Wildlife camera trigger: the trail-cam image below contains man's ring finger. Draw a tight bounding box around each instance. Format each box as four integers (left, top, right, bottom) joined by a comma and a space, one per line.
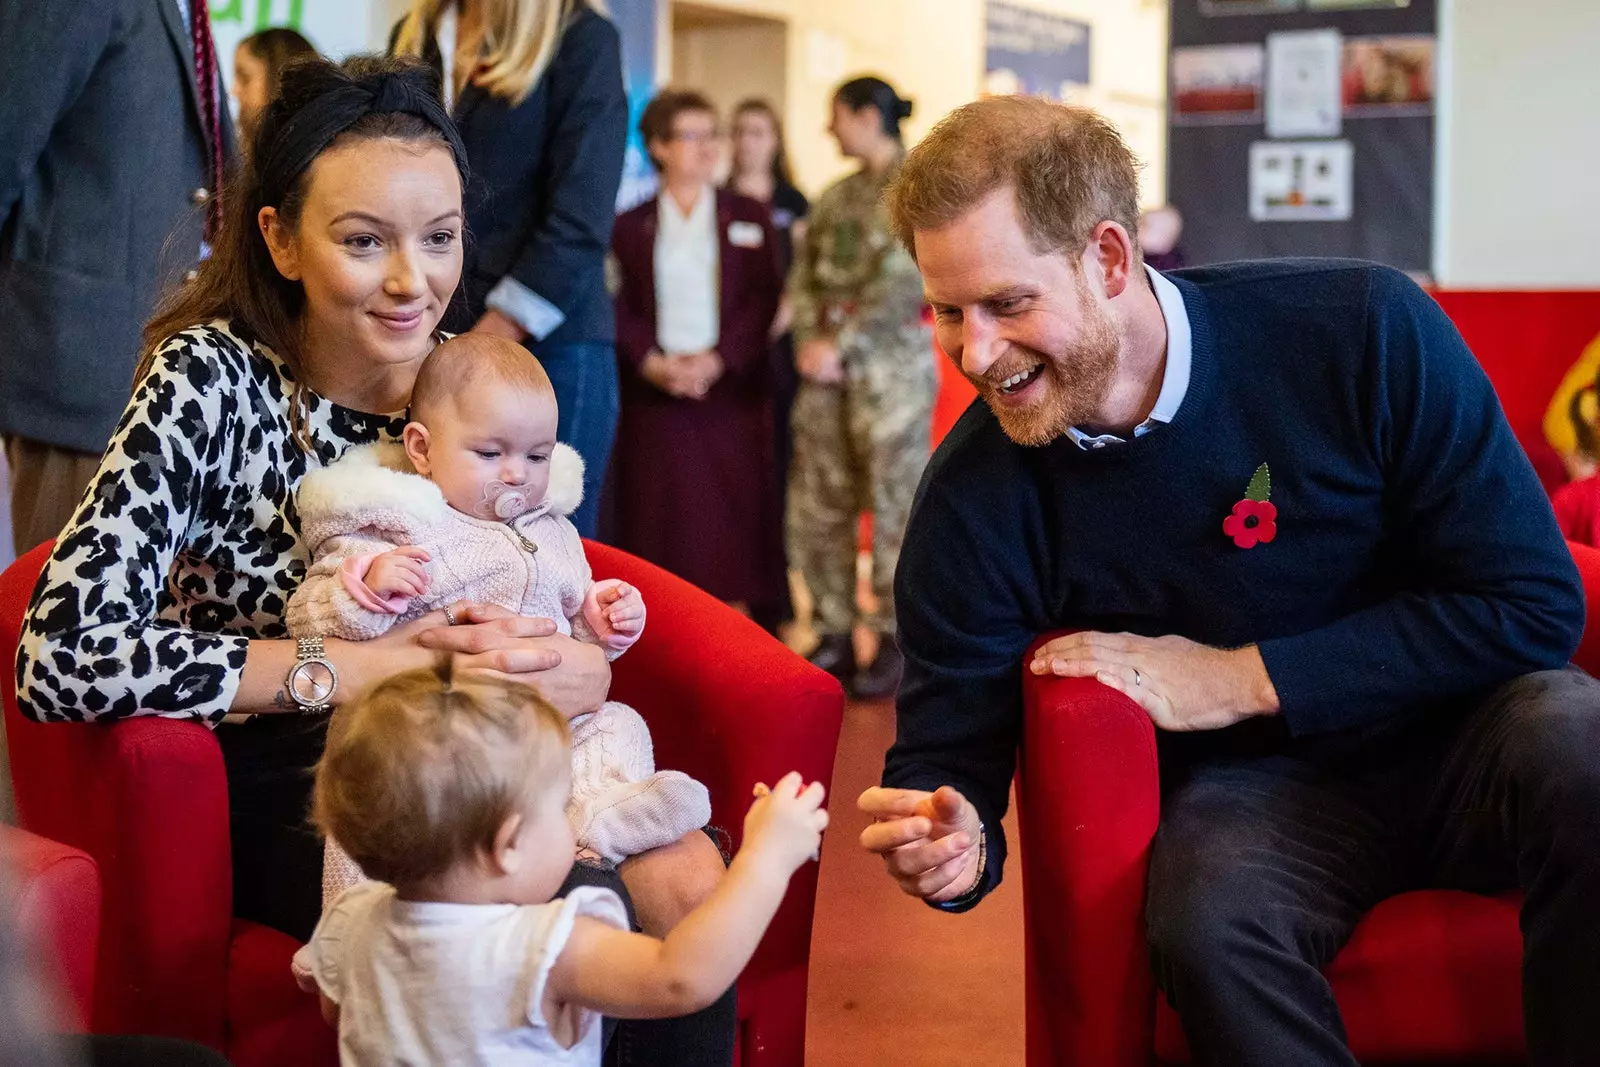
1133, 668, 1143, 687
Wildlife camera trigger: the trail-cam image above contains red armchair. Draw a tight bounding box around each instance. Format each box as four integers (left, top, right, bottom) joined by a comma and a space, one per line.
1, 824, 101, 1031
1017, 540, 1600, 1066
2, 539, 843, 1067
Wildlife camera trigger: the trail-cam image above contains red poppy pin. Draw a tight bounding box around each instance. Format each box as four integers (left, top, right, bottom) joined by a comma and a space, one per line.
1223, 463, 1277, 549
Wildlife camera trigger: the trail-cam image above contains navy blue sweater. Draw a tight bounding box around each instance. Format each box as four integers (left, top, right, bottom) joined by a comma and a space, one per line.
884, 260, 1584, 906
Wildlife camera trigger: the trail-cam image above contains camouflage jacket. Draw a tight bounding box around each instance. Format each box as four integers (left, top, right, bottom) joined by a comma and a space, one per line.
787, 156, 928, 353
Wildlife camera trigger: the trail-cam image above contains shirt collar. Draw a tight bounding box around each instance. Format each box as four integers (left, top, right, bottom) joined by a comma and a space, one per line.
1065, 263, 1193, 451
659, 186, 715, 228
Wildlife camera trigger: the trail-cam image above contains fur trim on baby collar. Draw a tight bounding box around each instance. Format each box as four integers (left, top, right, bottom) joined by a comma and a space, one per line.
297, 440, 586, 523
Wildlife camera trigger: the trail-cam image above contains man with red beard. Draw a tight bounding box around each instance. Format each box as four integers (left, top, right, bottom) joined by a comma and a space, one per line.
856, 95, 1600, 1066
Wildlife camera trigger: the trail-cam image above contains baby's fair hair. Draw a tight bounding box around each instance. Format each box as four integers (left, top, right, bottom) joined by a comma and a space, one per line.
410, 332, 556, 425
311, 657, 570, 887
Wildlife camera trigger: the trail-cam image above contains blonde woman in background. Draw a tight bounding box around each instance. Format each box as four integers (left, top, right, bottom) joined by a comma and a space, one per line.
393, 0, 628, 541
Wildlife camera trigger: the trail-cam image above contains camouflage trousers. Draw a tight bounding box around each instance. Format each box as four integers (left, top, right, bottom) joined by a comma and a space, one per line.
787, 342, 936, 636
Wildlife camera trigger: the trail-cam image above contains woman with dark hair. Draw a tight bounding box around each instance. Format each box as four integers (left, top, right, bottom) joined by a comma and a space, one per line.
787, 75, 935, 698
393, 0, 629, 539
232, 27, 317, 144
15, 53, 730, 1065
727, 98, 808, 632
609, 90, 787, 623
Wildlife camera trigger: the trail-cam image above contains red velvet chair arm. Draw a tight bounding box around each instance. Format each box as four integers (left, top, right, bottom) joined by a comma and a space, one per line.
0, 824, 100, 1030
584, 541, 845, 972
1018, 635, 1160, 1067
1566, 541, 1600, 674
1, 544, 232, 1046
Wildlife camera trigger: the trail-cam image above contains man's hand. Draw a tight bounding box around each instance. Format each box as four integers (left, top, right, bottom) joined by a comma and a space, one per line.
1029, 632, 1280, 732
858, 785, 983, 903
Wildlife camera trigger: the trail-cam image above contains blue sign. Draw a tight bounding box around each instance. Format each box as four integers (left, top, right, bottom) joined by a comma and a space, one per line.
985, 2, 1091, 100
611, 0, 659, 211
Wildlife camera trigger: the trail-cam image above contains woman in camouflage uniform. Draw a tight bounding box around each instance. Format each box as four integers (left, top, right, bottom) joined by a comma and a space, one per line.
787, 76, 935, 699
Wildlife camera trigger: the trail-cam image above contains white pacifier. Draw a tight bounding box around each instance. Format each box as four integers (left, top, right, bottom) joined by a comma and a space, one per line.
478, 479, 533, 521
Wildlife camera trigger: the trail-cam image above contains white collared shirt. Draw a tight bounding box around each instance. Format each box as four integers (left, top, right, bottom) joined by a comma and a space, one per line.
1066, 264, 1194, 451
652, 187, 721, 356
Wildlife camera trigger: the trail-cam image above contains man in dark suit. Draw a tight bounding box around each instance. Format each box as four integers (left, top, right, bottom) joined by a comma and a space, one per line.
0, 0, 234, 557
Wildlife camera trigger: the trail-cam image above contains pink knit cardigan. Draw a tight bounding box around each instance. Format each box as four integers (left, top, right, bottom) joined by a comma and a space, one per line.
287, 441, 608, 647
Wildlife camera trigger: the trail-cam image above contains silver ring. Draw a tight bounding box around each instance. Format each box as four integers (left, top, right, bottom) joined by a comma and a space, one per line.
444, 605, 459, 626
1133, 668, 1143, 687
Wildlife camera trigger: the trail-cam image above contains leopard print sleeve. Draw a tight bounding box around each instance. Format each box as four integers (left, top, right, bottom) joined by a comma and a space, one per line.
15, 327, 254, 725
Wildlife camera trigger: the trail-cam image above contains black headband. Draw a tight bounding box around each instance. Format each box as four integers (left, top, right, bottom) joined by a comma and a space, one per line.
259, 73, 467, 208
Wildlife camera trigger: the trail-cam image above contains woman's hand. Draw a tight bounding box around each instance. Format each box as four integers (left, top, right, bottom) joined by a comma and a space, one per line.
642, 352, 720, 399
471, 308, 529, 342
415, 602, 612, 718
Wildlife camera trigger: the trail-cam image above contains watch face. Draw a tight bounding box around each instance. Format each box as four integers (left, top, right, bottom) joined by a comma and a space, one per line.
292, 661, 336, 705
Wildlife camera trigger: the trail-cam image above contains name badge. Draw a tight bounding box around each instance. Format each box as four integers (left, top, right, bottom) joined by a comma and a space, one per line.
727, 221, 765, 248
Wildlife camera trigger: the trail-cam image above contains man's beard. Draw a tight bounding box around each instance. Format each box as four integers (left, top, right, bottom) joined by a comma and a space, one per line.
971, 286, 1122, 448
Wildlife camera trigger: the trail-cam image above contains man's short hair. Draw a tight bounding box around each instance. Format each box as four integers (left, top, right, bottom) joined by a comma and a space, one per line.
410, 332, 554, 424
885, 96, 1143, 266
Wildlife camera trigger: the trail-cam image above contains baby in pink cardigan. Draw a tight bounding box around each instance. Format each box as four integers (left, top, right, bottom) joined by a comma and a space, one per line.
288, 335, 711, 916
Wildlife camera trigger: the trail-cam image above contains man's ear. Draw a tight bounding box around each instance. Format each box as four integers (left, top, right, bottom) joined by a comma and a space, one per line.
1082, 220, 1137, 300
259, 206, 302, 281
402, 421, 432, 476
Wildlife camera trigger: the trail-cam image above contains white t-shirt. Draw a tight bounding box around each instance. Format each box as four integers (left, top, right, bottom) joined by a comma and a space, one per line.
306, 881, 629, 1066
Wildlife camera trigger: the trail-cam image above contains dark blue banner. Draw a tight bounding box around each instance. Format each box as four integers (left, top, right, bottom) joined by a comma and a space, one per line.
610, 0, 659, 211
984, 2, 1091, 100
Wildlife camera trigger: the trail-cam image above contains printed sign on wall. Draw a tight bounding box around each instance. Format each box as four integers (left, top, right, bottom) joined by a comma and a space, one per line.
984, 3, 1091, 101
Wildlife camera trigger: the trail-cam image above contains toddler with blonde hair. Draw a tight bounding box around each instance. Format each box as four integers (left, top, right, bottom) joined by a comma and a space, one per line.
304, 660, 827, 1065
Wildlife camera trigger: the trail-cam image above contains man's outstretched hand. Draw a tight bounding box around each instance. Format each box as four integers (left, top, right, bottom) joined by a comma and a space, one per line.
858, 785, 984, 903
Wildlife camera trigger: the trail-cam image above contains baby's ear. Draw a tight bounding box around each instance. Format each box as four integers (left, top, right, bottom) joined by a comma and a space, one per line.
487, 812, 525, 877
401, 421, 432, 475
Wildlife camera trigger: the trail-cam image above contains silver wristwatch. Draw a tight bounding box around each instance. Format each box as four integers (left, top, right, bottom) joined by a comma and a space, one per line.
286, 635, 338, 713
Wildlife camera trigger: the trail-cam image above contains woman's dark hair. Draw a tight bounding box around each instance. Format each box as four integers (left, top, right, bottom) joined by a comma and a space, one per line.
639, 88, 717, 173
139, 55, 468, 452
835, 75, 914, 141
239, 26, 318, 89
732, 97, 795, 190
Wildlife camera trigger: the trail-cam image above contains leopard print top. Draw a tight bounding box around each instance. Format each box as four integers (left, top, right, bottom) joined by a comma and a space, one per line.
16, 320, 409, 726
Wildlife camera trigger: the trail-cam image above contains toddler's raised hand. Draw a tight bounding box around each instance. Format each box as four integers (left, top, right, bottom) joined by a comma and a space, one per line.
582, 579, 646, 651
741, 772, 829, 875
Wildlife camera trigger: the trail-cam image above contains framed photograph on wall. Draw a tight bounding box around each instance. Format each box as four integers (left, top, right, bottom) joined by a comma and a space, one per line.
1200, 0, 1299, 15
1308, 0, 1410, 9
1172, 44, 1266, 123
1249, 139, 1354, 221
1342, 34, 1436, 116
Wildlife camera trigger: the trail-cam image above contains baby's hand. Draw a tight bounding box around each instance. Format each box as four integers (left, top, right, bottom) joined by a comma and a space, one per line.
365, 547, 431, 599
740, 772, 829, 876
582, 579, 646, 651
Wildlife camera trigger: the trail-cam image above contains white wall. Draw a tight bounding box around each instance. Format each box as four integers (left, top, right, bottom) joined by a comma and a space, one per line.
1435, 0, 1600, 287
671, 0, 1167, 205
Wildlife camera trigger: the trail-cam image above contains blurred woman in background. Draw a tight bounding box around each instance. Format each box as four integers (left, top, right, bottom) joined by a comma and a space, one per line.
610, 90, 788, 623
393, 0, 628, 537
786, 75, 934, 699
727, 98, 808, 633
231, 27, 316, 145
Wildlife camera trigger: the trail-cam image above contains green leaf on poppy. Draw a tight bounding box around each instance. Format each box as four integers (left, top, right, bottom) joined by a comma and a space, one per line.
1245, 463, 1271, 502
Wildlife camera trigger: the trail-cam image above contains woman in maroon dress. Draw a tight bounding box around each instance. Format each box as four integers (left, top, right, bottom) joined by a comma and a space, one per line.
608, 90, 786, 616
